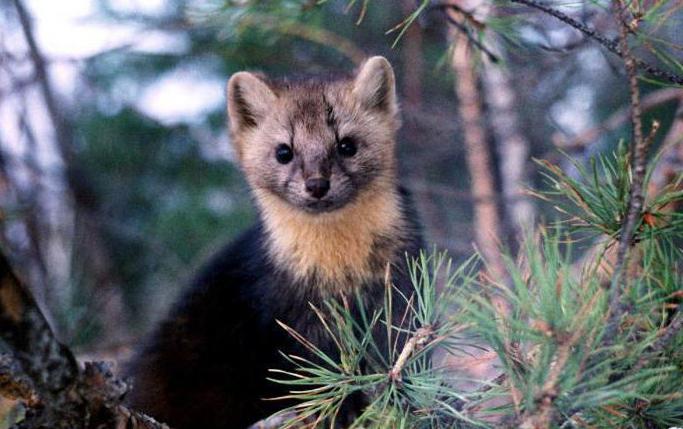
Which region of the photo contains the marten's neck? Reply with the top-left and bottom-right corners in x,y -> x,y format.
254,184 -> 406,293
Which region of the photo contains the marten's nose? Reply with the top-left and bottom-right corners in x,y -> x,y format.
305,178 -> 330,199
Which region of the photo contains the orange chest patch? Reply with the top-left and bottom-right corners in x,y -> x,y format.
256,188 -> 403,291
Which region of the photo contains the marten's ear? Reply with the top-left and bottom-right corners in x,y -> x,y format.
227,72 -> 276,134
352,56 -> 397,116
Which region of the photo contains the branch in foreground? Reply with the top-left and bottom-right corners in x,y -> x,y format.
0,252 -> 170,429
603,0 -> 652,341
388,326 -> 433,383
630,305 -> 683,374
509,0 -> 683,86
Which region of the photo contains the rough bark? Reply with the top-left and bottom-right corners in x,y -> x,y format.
0,252 -> 170,429
604,0 -> 651,339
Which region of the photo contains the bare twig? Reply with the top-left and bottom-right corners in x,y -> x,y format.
12,0 -> 129,343
441,7 -> 500,63
557,88 -> 683,150
509,0 -> 683,85
388,326 -> 434,383
11,0 -> 76,168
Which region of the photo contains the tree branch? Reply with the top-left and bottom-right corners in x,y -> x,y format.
0,252 -> 170,429
509,0 -> 683,85
556,88 -> 683,150
439,5 -> 500,63
603,0 -> 652,341
388,326 -> 433,383
629,306 -> 683,374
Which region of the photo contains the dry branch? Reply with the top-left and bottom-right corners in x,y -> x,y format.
388,326 -> 434,383
441,6 -> 499,63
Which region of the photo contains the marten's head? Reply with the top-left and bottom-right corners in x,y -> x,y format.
227,56 -> 399,215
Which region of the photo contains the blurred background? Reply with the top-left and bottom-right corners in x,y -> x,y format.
0,0 -> 681,359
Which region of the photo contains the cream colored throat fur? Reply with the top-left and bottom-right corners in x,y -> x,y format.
256,186 -> 404,292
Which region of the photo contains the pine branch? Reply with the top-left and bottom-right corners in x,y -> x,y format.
604,0 -> 653,342
508,0 -> 683,86
516,283 -> 604,429
630,305 -> 683,374
388,326 -> 433,383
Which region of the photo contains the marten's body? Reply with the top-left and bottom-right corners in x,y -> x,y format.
127,57 -> 423,428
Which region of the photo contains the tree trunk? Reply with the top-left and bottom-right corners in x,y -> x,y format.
450,29 -> 507,282
482,50 -> 535,241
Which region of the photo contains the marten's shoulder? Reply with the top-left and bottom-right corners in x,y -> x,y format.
125,224 -> 281,426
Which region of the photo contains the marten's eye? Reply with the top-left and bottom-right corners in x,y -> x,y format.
275,144 -> 293,164
337,137 -> 357,158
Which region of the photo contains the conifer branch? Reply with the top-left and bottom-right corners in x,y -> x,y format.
630,306 -> 683,374
388,326 -> 433,383
517,284 -> 604,429
604,0 -> 651,341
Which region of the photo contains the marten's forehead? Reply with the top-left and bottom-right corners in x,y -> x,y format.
279,87 -> 341,131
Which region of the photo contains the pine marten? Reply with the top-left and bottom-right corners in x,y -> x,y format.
126,56 -> 423,428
